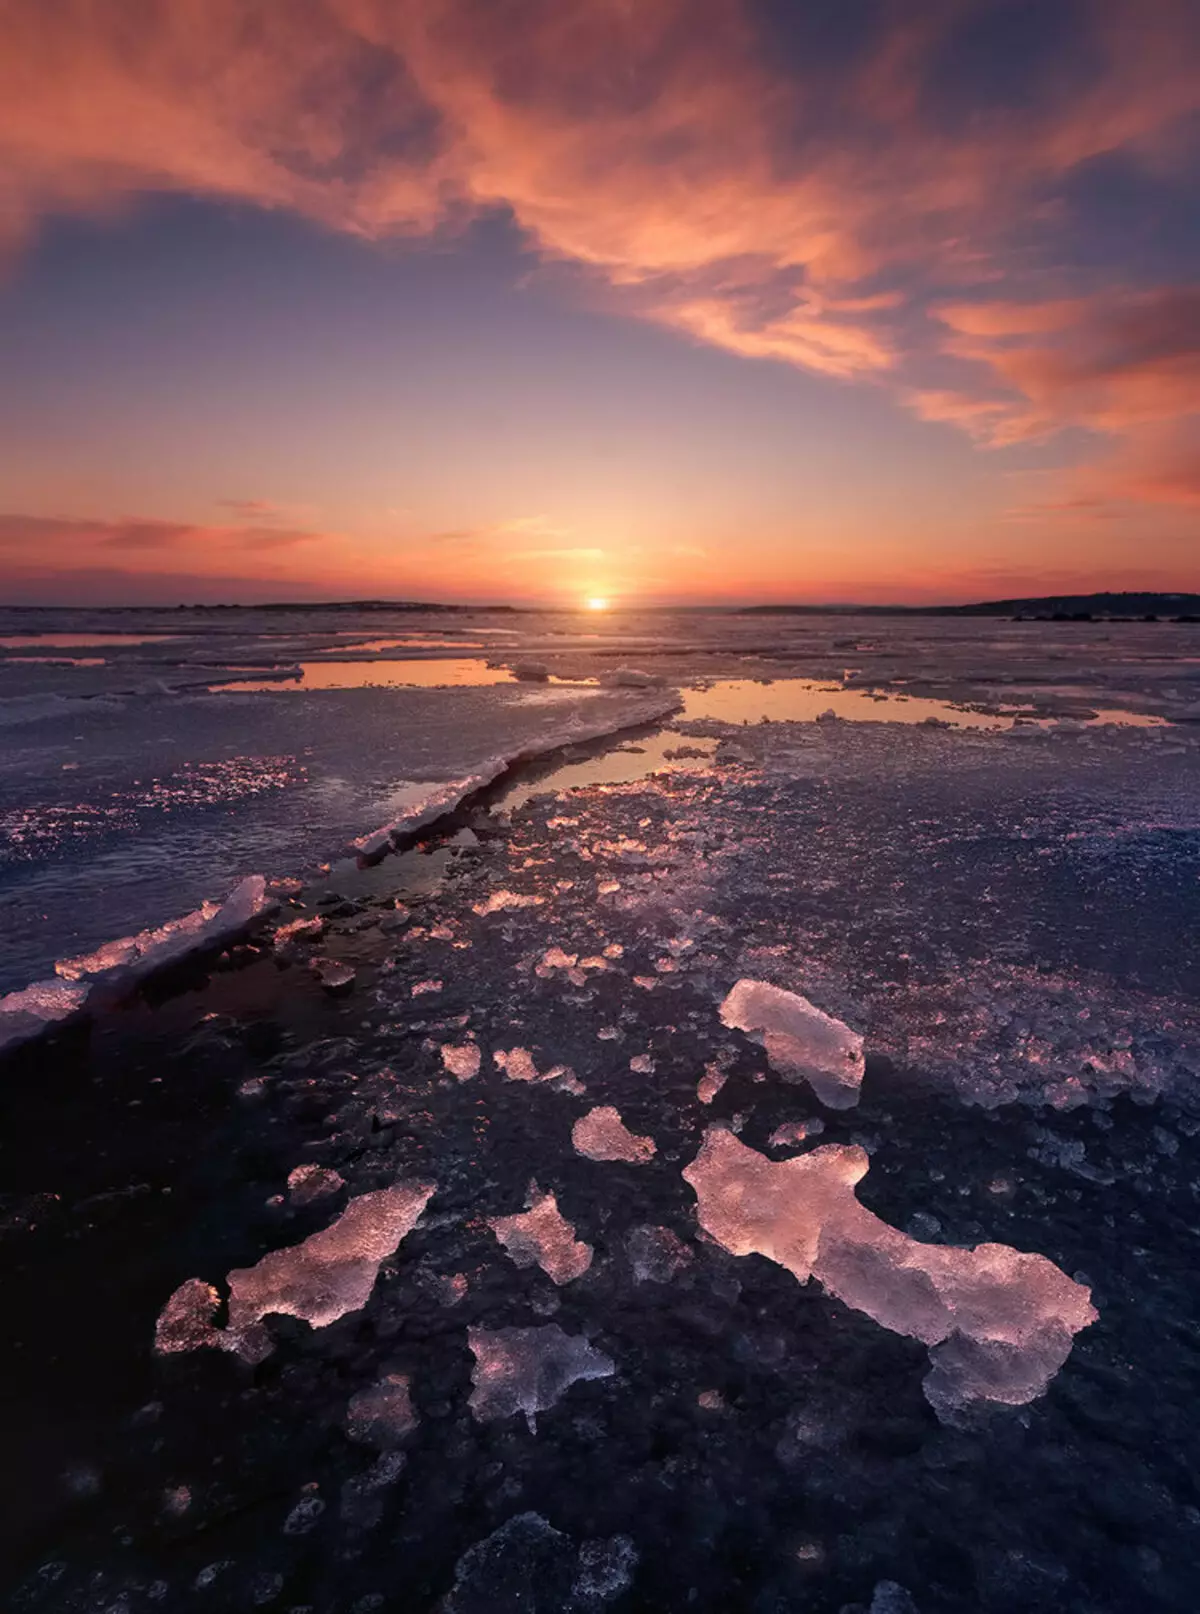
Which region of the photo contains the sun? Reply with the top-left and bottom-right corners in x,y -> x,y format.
585,596 -> 609,612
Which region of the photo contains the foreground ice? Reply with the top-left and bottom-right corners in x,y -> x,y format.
684,1128 -> 1095,1416
489,1187 -> 594,1284
468,1324 -> 615,1431
443,1513 -> 637,1614
155,1182 -> 435,1361
345,1372 -> 418,1448
572,1106 -> 656,1163
720,978 -> 865,1108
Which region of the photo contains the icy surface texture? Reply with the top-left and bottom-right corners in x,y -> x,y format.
626,1224 -> 694,1284
468,1325 -> 615,1431
345,1373 -> 418,1448
443,1513 -> 637,1614
720,978 -> 865,1108
572,1106 -> 656,1163
488,1187 -> 594,1284
155,1182 -> 434,1361
0,976 -> 89,1053
440,1042 -> 482,1080
684,1128 -> 1096,1414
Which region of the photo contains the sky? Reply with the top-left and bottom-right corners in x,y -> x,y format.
0,0 -> 1197,607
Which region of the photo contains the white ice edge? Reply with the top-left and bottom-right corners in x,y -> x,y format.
0,875 -> 278,1055
347,689 -> 681,859
0,688 -> 681,1056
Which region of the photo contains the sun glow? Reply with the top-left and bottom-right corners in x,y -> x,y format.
585,596 -> 609,612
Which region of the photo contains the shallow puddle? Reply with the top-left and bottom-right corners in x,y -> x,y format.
0,633 -> 181,648
219,658 -> 521,691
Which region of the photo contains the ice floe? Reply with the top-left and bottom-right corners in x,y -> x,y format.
287,1163 -> 345,1205
488,1187 -> 593,1284
155,1182 -> 435,1361
720,978 -> 864,1108
467,1324 -> 615,1431
572,1106 -> 656,1163
440,1042 -> 482,1080
684,1127 -> 1096,1416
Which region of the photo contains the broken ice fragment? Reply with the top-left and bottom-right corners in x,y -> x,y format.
155,1183 -> 435,1361
309,957 -> 356,994
626,1224 -> 693,1283
683,1128 -> 1095,1416
473,889 -> 545,915
346,1373 -> 418,1448
273,915 -> 325,952
494,1047 -> 539,1082
489,1188 -> 593,1284
0,977 -> 90,1054
768,1119 -> 824,1149
697,1063 -> 727,1105
154,1279 -> 223,1355
440,1042 -> 482,1080
720,979 -> 864,1108
287,1164 -> 345,1205
572,1106 -> 656,1164
225,1182 -> 435,1350
443,1514 -> 637,1614
468,1325 -> 614,1431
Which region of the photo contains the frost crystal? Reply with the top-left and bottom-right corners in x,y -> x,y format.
684,1128 -> 1095,1415
720,978 -> 864,1108
489,1187 -> 593,1284
572,1106 -> 656,1163
468,1325 -> 615,1431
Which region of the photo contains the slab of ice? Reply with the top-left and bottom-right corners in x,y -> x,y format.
155,1182 -> 435,1361
350,774 -> 503,860
0,976 -> 90,1054
489,1187 -> 593,1285
572,1106 -> 656,1164
720,979 -> 864,1108
345,1372 -> 418,1448
683,1128 -> 1095,1415
273,915 -> 325,951
468,1324 -> 615,1432
54,876 -> 276,992
440,1042 -> 482,1080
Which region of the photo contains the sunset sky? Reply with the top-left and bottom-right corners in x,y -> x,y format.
1,0 -> 1197,606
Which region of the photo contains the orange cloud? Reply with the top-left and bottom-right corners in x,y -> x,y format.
1,0 -> 1198,507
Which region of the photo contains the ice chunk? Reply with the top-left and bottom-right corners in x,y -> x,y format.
572,1106 -> 656,1163
697,1063 -> 727,1105
443,1514 -> 637,1614
468,1325 -> 615,1431
473,889 -> 546,915
683,1128 -> 1095,1415
440,1042 -> 482,1080
273,915 -> 325,951
489,1187 -> 593,1284
154,1279 -> 223,1355
768,1119 -> 824,1148
55,876 -> 276,992
346,1372 -> 418,1448
225,1182 -> 435,1351
720,979 -> 864,1108
350,772 -> 504,860
494,1046 -> 540,1082
287,1164 -> 345,1205
626,1224 -> 693,1284
155,1182 -> 435,1361
0,976 -> 90,1054
309,957 -> 356,994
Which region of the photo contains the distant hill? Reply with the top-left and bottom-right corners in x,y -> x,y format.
742,592 -> 1200,620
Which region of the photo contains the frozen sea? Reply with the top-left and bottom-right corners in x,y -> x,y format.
2,604 -> 1200,1613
